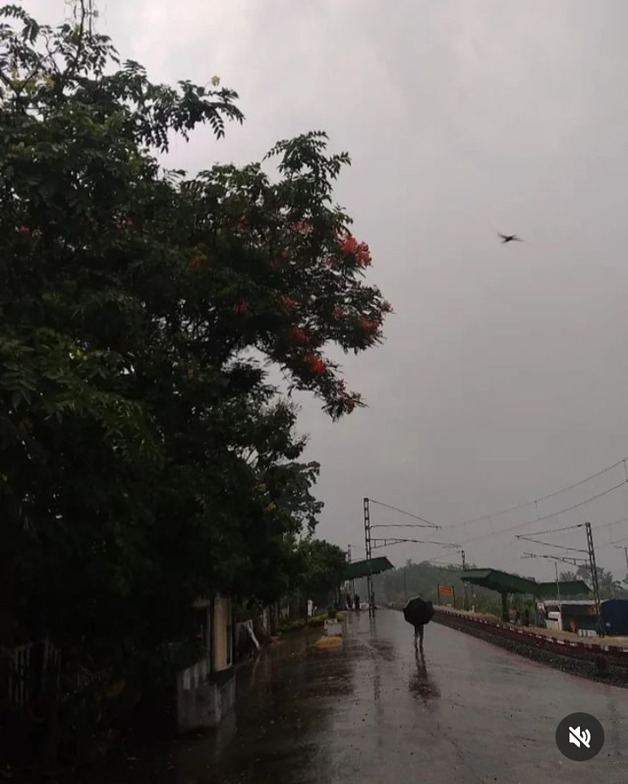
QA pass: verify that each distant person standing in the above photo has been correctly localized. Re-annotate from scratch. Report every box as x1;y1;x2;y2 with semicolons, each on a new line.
538;603;547;628
354;594;360;611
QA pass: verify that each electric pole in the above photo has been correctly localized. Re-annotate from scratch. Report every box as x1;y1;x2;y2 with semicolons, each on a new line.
363;497;375;615
585;522;603;637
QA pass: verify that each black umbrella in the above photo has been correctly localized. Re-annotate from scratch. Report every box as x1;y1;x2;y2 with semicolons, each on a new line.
403;597;434;627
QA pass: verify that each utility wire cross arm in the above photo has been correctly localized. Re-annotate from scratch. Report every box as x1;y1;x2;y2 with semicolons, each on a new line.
522;552;587;567
515;534;588;554
370;538;461;549
371;523;441;530
367;498;440;529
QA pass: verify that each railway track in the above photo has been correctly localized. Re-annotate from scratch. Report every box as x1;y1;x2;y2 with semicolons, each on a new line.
433;608;628;688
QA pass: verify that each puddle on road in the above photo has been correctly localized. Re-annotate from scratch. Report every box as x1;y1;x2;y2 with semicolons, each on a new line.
363;638;396;662
408;669;440;702
89;616;452;784
408;650;441;704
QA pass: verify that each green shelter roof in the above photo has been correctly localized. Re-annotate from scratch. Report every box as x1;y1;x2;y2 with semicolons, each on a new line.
345;556;394;581
461;568;590;598
536;580;591;599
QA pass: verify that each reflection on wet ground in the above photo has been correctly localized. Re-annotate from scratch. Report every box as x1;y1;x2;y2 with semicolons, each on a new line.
408;646;440;703
100;609;628;784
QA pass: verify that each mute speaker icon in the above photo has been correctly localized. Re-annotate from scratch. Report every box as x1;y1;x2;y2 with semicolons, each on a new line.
569;726;591;749
557;713;603;760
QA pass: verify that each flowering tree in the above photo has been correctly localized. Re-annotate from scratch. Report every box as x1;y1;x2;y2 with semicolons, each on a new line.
0;2;390;674
179;135;391;418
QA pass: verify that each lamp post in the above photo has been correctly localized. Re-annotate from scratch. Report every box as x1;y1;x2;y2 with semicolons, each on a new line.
555;560;562;629
461;549;469;611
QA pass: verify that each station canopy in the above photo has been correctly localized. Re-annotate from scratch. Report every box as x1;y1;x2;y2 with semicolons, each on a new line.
461;568;590;598
345;556;394;581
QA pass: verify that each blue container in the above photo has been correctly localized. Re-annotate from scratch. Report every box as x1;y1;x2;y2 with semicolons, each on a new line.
601;599;628;636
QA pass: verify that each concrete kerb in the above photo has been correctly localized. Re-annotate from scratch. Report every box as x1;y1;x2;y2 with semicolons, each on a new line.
433;607;628;665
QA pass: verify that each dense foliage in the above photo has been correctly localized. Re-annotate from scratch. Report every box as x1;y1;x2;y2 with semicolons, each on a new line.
294;538;347;608
0;2;390;669
559;565;627;600
371;561;628;615
368;560;504;616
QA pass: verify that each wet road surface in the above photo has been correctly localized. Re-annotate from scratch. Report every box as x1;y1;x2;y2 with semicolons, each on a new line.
110;609;628;783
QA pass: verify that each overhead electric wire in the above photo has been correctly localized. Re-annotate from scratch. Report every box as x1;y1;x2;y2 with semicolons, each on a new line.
430;479;627;553
371;523;444;530
595;516;628;534
528;480;628;523
365;459;628;569
427;520;531;556
372;538;459;547
517;517;628;550
515;535;587;553
443;457;627;529
369;458;626;540
522;553;587;566
368;498;440;529
517;523;585;536
607;536;628;547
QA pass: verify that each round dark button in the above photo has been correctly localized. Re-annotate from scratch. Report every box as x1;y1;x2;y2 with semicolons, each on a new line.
555;712;604;761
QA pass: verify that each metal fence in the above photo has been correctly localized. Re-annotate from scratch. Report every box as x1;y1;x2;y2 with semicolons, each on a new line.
3;639;62;710
2;638;106;712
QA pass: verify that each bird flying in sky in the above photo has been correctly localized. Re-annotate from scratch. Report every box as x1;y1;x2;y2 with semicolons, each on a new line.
498;233;523;244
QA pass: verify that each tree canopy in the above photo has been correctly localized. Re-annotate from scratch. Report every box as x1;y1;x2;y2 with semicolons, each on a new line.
294;538;347;608
559;566;627;600
0;3;390;663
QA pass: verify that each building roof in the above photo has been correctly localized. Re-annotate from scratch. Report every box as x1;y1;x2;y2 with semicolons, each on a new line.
542;599;596;606
345;556;394;581
461;568;590;598
537;581;591;599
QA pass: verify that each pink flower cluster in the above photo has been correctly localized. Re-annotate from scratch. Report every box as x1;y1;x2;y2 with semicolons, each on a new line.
341;234;371;266
303;353;326;375
359;318;380;332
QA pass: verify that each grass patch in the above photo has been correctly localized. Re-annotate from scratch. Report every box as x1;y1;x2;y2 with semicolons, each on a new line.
279;619;307;634
279;611;345;634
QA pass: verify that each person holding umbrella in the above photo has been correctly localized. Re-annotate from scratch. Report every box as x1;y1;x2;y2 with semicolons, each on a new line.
403;594;434;649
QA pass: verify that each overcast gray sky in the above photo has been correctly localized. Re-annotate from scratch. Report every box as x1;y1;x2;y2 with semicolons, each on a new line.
25;0;628;580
